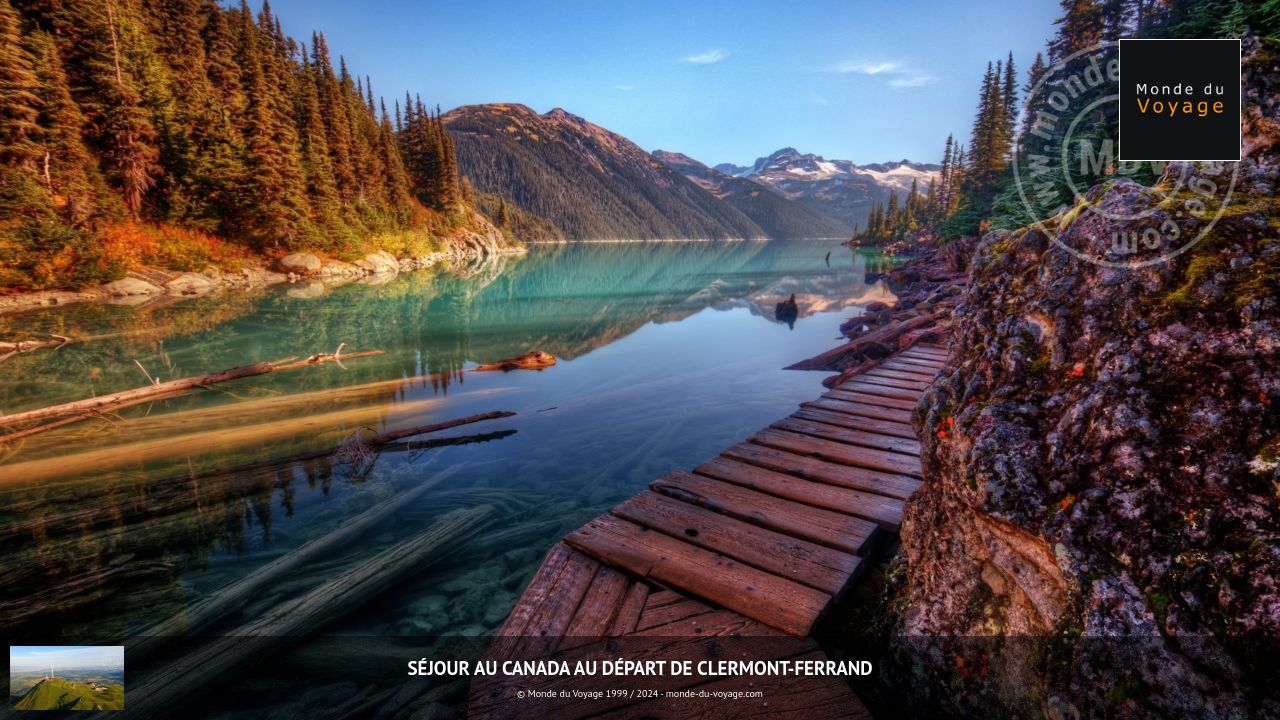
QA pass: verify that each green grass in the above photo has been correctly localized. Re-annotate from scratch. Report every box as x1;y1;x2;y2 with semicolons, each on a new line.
10;677;124;711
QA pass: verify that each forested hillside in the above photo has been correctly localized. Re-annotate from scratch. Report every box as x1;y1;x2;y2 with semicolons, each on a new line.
444;104;767;240
0;0;476;290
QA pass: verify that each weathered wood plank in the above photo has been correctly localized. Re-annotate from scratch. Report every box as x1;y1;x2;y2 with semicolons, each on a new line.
636;597;714;632
903;345;949;357
723;442;922;500
877;361;941;378
824;388;920;410
804;397;914;424
885;351;947;366
835;380;922;401
771;416;921;456
496;543;574;638
560;566;631;646
608;582;650;636
613;491;861;595
564;514;831;637
845;372;932;391
750;428;923;479
506;548;600;658
864;366;937;382
695;456;906;528
650;471;875;554
792;406;918;440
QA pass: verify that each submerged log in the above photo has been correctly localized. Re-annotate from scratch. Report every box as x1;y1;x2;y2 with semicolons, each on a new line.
127;466;463;661
473;350;556;372
124;505;494;719
0;348;384;444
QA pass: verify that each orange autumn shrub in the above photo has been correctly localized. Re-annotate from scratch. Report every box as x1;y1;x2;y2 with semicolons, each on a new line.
99;222;255;273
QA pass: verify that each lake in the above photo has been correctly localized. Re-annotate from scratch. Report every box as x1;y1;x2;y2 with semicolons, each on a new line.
0;239;900;649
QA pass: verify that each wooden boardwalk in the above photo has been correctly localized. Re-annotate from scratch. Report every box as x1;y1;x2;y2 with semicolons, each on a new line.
468;343;948;719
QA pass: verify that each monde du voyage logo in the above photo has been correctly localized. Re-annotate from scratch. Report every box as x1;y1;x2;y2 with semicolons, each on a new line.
1014;39;1241;268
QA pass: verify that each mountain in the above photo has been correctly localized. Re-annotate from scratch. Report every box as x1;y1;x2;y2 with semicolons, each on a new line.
11;678;124;711
653;151;850;238
444;105;765;240
719;148;941;229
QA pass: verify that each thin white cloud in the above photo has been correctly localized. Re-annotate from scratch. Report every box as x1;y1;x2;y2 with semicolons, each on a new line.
888;75;936;88
814;96;830;106
683;49;728;65
829;58;935;89
615;84;634;91
833;60;902;75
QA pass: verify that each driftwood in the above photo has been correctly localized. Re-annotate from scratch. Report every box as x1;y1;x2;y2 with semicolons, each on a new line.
123;505;494;720
786;312;945;371
0;348;384;445
474;350;556;372
0;334;70;360
127;465;461;661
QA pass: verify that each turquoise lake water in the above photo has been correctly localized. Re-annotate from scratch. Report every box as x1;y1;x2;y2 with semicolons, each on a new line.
0;239;900;648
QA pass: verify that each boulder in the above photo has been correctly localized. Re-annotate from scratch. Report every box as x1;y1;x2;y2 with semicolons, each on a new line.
163;272;215;295
277;252;322;274
357;250;400;275
317;259;361;279
102;277;163;297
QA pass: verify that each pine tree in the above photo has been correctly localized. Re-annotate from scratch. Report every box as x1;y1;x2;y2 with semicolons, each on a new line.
0;0;43;169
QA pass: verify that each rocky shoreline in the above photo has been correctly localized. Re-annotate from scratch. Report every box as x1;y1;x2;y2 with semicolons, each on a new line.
0;229;524;317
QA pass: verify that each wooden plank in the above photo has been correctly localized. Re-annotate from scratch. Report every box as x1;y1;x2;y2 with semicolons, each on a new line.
604;650;872;720
772;416;921;456
506;548;600;658
613;491;860;596
891;355;946;369
751;428;923;479
696;456;906;528
561;566;631;642
864;366;937;382
636;597;714;631
902;348;948;362
835;380;922;401
804;397;914;424
845;372;932;391
564;514;831;637
824;388;920;410
793;406;917;440
495;543;575;639
650;471;875;555
877;361;941;378
723;442;921;501
608;582;650;636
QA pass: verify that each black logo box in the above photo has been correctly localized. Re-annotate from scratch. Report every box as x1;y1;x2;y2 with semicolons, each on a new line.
1119;38;1241;162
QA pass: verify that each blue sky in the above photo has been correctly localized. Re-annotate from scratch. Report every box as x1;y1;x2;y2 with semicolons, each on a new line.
9;646;124;670
263;0;1060;166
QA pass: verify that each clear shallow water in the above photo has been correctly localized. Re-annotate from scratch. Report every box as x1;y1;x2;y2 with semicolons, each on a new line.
0;240;900;646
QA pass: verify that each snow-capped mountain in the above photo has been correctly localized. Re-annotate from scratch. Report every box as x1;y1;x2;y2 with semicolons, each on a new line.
719;148;941;229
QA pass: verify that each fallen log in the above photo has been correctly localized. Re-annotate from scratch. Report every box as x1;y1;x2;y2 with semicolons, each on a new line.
786;312;945;371
0;334;70;360
128;465;462;662
123;505;494;719
0;348;384;444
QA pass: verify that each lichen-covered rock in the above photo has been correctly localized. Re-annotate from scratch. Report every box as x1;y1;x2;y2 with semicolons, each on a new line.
102;277;163;297
894;36;1280;720
277;252;322;274
163;272;215;295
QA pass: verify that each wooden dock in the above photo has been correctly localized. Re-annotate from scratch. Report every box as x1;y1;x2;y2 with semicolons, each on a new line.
468;343;948;718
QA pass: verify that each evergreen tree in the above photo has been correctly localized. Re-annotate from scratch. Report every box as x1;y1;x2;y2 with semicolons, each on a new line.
0;0;43;169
